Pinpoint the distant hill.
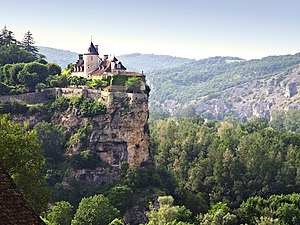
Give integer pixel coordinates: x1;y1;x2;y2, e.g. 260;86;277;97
38;46;78;69
145;53;300;120
118;53;196;72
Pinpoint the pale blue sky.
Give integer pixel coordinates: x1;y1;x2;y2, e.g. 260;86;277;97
1;0;300;59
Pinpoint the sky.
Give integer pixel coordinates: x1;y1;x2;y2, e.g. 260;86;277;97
1;0;300;60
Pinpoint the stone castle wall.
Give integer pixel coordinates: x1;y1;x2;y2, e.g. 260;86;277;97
0;89;54;104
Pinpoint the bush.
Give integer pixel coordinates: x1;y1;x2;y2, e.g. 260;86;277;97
86;79;108;89
80;98;106;117
125;77;141;93
50;96;70;112
0;101;28;114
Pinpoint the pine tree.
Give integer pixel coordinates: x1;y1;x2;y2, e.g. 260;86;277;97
0;26;18;46
21;31;38;55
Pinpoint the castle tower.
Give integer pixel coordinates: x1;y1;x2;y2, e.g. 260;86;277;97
84;42;100;77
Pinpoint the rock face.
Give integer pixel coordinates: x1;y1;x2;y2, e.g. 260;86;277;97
161;65;300;120
53;90;150;167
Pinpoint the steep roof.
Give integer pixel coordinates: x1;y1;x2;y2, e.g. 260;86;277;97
111;56;119;63
114;61;127;70
85;42;99;55
0;162;45;225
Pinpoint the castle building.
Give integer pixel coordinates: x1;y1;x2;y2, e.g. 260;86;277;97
72;41;127;79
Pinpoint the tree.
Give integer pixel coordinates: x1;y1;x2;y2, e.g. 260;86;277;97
0;114;50;213
106;185;133;214
21;31;38;55
0;44;37;66
72;194;120;225
45;201;73;225
0;26;18;46
18;62;49;90
34;122;65;161
196;202;238;225
146;196;192;225
8;63;25;85
47;63;61;76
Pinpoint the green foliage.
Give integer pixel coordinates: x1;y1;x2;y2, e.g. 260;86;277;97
0;82;12;94
146;54;300;104
197;202;238;225
149;106;171;121
47;63;61;76
106;185;133;214
80;98;106;117
47;74;69;87
34;122;65;161
21;30;38;55
0;44;37;66
125;76;141;92
109;218;125;225
112;75;130;85
0;101;29;114
45;201;73;225
236;194;300;225
70;95;106;117
36;82;47;91
173;105;196;118
270;109;300;132
68;76;87;87
150;116;300;216
146;196;192;225
68;150;105;169
50;96;70;112
86;78;108;89
17;62;48;91
0;114;50;213
67;123;93;150
71;194;120;225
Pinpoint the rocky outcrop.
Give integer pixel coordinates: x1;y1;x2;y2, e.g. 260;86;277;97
164;65;300;120
54;90;150;167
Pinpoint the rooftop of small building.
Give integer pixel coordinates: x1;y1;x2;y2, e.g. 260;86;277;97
84;41;99;55
0;162;45;225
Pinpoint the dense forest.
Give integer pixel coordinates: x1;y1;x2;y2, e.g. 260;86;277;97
2;112;300;224
1;26;300;224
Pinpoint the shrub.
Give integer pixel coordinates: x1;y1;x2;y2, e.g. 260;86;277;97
125;77;141;93
0;101;28;114
50;96;70;112
80;98;106;117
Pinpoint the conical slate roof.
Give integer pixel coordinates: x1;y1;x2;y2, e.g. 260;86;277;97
85;42;99;55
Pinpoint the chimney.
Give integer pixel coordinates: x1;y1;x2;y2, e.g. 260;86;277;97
79;54;83;60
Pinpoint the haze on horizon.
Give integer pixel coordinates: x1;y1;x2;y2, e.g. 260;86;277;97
1;0;300;60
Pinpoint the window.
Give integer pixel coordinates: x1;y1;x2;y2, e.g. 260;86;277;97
91;56;93;61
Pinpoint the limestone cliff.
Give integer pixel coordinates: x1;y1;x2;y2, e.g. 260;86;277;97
54;90;150;167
